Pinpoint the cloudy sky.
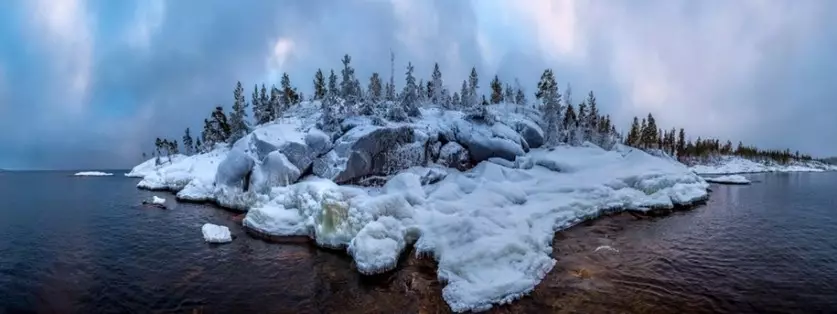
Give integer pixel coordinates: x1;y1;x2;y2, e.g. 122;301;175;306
1;0;835;170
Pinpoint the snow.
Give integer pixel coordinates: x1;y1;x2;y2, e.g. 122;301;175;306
691;155;833;175
130;101;711;312
201;223;232;243
74;171;113;176
152;196;166;205
125;154;187;178
705;174;751;185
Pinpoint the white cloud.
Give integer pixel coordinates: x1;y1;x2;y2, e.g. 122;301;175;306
499;0;825;138
264;37;296;83
126;0;166;50
27;0;94;116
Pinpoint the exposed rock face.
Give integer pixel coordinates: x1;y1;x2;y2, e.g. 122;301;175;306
513;120;545;149
313;126;432;184
305;128;333;156
279;141;317;173
439;118;527;164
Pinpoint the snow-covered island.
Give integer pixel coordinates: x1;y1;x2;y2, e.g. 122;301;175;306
689;155;836;175
704;174;751;185
74;171;114;176
129;83;710;311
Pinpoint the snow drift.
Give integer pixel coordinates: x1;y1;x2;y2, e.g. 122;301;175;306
129;101;710;312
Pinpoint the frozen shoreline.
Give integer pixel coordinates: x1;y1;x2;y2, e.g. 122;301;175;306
689;155;837;175
127;102;710;312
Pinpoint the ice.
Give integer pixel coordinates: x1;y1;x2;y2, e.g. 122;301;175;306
131;101;712;312
74;171;113;176
705;174;751;185
691;155;832;174
594;245;619;253
201;223;232;243
152;196;166;205
125;154;187;178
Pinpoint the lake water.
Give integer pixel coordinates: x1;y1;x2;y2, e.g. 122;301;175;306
1;171;836;313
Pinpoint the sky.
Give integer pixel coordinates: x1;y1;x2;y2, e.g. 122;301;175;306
1;0;836;170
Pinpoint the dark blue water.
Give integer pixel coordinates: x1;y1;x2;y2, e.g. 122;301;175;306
1;171;836;313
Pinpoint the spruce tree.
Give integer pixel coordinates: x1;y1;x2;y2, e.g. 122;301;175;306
260;84;270;123
459;80;469;110
586;91;598;144
562;104;577;145
314;69;326;100
537;69;561;146
182;128;194;155
385;51;396;102
576;102;587;143
269;85;281;120
321;70;342;131
251;84;262;124
490;75;503;104
644;113;658;149
451;92;461;109
418;79;427;103
627;116;640;146
430;62;444;105
229;82;249;143
504;83;515;104
401;62;421;118
368;72;383;105
639;118;647;148
514;78;526;107
281;72;298;110
467;67;479;110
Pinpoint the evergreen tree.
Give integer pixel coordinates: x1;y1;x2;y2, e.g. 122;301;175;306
182;128;194;155
626;116;640;146
430;62;445;106
586;91;598;144
269;85;281;120
281;72;299;109
211;106;231;144
490;75;503;104
401;62;421;118
639;118;647;148
562;104;577;145
418;79;427;103
467;67;479;110
459;80;469;110
340;54;358;106
251;84;263;124
514;78;526;106
504;83;515;104
313;69;326;100
194;138;202;154
537;69;562;146
260;84;270;122
451;92;461;109
368;72;383;105
643;113;658;149
229;82;249;143
321;70;342;131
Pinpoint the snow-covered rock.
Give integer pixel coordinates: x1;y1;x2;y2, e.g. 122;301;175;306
690;155;832;174
214;148;255;190
278;141;317;173
438;142;470;170
305;128;333;156
705;174;751;185
201;223;232;243
125;154;187;178
249;151;301;193
74;171;113;176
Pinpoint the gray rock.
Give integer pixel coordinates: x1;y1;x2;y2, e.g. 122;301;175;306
305;128;332;156
444;118;527;164
251;133;279;162
278;141;316;173
312;125;429;183
438;142;470;171
215;148;256;189
249;151;301;193
513;120;544;149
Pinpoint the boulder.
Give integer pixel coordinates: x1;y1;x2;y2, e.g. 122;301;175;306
279;141;317;173
251;133;279;162
215;148;255;190
249;151;301;193
305;128;333;156
438;142;470;171
313;125;430;183
442;118;527;164
513;120;544;149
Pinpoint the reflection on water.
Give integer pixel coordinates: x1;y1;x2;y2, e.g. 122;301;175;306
1;172;837;313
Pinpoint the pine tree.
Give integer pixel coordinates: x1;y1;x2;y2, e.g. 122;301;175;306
313;69;326;100
459;80;469;110
368;72;383;105
451;92;461;109
627;116;640;146
537;69;562;146
504;83;515;104
418;79;427;103
644;113;658;149
340;54;358;107
229;82;249;143
639;118;647;148
194;138;202;154
281;72;298;110
211;106;231;144
586;91;598;144
490;75;503;104
321;70;342;131
401;62;421;118
562;104;577;145
430;62;445;106
670;128;678;155
260;84;270;122
467;67;479;111
269;85;281;120
576;101;587;143
251;84;263;124
182;128;194;155
514;78;526;107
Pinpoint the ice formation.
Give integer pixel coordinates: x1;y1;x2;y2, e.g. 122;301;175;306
129;101;713;312
152;196;166;205
74;171;113;176
704;174;751;185
201;223;232;243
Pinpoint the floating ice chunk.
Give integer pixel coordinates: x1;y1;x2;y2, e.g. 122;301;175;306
705;175;751;185
74;171;113;176
594;245;619;253
152;196;166;205
348;216;407;274
201;223;232;243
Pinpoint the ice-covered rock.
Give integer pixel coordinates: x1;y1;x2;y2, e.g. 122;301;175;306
278;141;316;173
305;128;333;156
348;216;408;274
74;171;113;176
313;125;429;183
437;142;470;170
445;118;526;163
215;148;255;190
249;151;301;193
511;120;544;149
705;174;751;185
201;223;232;243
